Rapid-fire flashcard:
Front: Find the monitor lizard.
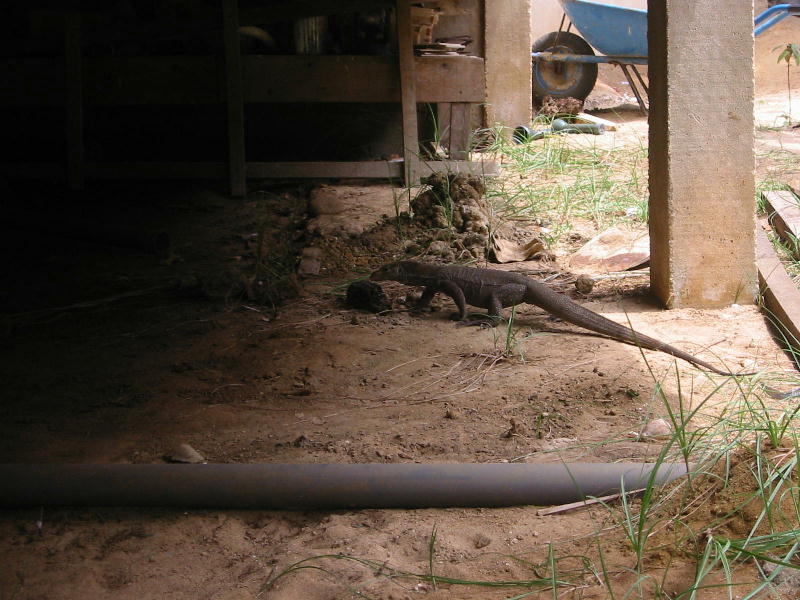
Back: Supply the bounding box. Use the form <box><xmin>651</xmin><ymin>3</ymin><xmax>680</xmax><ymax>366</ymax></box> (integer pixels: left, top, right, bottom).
<box><xmin>370</xmin><ymin>260</ymin><xmax>752</xmax><ymax>377</ymax></box>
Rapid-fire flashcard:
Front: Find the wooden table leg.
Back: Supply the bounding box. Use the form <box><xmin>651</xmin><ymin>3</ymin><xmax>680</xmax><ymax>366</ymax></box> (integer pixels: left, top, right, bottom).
<box><xmin>65</xmin><ymin>13</ymin><xmax>84</xmax><ymax>190</ymax></box>
<box><xmin>396</xmin><ymin>0</ymin><xmax>420</xmax><ymax>185</ymax></box>
<box><xmin>223</xmin><ymin>0</ymin><xmax>246</xmax><ymax>197</ymax></box>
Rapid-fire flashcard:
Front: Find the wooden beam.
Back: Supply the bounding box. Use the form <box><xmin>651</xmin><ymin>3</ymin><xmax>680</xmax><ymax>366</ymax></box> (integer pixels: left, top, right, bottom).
<box><xmin>0</xmin><ymin>159</ymin><xmax>498</xmax><ymax>181</ymax></box>
<box><xmin>247</xmin><ymin>161</ymin><xmax>402</xmax><ymax>179</ymax></box>
<box><xmin>240</xmin><ymin>0</ymin><xmax>392</xmax><ymax>24</ymax></box>
<box><xmin>763</xmin><ymin>190</ymin><xmax>800</xmax><ymax>258</ymax></box>
<box><xmin>395</xmin><ymin>0</ymin><xmax>419</xmax><ymax>186</ymax></box>
<box><xmin>0</xmin><ymin>55</ymin><xmax>485</xmax><ymax>107</ymax></box>
<box><xmin>242</xmin><ymin>55</ymin><xmax>485</xmax><ymax>103</ymax></box>
<box><xmin>418</xmin><ymin>159</ymin><xmax>499</xmax><ymax>177</ymax></box>
<box><xmin>64</xmin><ymin>13</ymin><xmax>84</xmax><ymax>190</ymax></box>
<box><xmin>223</xmin><ymin>0</ymin><xmax>246</xmax><ymax>197</ymax></box>
<box><xmin>756</xmin><ymin>226</ymin><xmax>800</xmax><ymax>369</ymax></box>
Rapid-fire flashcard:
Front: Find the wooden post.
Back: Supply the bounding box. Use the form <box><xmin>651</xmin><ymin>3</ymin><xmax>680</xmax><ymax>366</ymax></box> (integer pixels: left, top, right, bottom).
<box><xmin>64</xmin><ymin>13</ymin><xmax>84</xmax><ymax>190</ymax></box>
<box><xmin>223</xmin><ymin>0</ymin><xmax>246</xmax><ymax>197</ymax></box>
<box><xmin>447</xmin><ymin>103</ymin><xmax>470</xmax><ymax>160</ymax></box>
<box><xmin>647</xmin><ymin>0</ymin><xmax>756</xmax><ymax>307</ymax></box>
<box><xmin>395</xmin><ymin>0</ymin><xmax>419</xmax><ymax>185</ymax></box>
<box><xmin>437</xmin><ymin>103</ymin><xmax>470</xmax><ymax>160</ymax></box>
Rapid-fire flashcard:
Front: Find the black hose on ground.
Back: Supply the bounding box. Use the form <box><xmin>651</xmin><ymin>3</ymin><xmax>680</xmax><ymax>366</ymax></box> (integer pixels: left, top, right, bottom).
<box><xmin>0</xmin><ymin>462</ymin><xmax>688</xmax><ymax>509</ymax></box>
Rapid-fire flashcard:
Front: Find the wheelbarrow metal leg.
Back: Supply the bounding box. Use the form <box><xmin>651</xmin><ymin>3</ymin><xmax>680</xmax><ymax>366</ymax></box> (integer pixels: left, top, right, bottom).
<box><xmin>620</xmin><ymin>63</ymin><xmax>648</xmax><ymax>115</ymax></box>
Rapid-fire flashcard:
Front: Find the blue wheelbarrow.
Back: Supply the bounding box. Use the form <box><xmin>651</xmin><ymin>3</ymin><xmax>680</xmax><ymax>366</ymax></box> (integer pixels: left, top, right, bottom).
<box><xmin>532</xmin><ymin>0</ymin><xmax>800</xmax><ymax>112</ymax></box>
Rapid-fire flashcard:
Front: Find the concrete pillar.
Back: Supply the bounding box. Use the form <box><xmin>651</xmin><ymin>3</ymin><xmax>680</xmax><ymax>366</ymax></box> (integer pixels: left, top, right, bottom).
<box><xmin>485</xmin><ymin>0</ymin><xmax>532</xmax><ymax>132</ymax></box>
<box><xmin>647</xmin><ymin>0</ymin><xmax>757</xmax><ymax>308</ymax></box>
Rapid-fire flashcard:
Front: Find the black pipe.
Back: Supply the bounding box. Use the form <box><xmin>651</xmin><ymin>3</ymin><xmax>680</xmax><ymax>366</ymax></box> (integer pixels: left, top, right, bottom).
<box><xmin>0</xmin><ymin>463</ymin><xmax>688</xmax><ymax>509</ymax></box>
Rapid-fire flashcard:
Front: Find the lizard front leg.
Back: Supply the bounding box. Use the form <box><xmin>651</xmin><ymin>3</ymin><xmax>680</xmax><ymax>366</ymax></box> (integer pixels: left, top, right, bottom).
<box><xmin>432</xmin><ymin>280</ymin><xmax>469</xmax><ymax>321</ymax></box>
<box><xmin>411</xmin><ymin>286</ymin><xmax>438</xmax><ymax>314</ymax></box>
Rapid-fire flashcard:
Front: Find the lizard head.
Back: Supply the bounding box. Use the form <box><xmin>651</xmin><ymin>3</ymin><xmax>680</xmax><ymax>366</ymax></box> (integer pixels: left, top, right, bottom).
<box><xmin>370</xmin><ymin>260</ymin><xmax>420</xmax><ymax>282</ymax></box>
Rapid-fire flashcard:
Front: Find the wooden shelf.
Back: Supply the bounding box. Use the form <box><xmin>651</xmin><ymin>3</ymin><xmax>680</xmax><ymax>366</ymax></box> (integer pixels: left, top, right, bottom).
<box><xmin>1</xmin><ymin>2</ymin><xmax>491</xmax><ymax>192</ymax></box>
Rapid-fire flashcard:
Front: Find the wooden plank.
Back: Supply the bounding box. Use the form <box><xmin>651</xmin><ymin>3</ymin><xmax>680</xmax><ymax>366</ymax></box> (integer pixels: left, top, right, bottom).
<box><xmin>0</xmin><ymin>55</ymin><xmax>485</xmax><ymax>106</ymax></box>
<box><xmin>240</xmin><ymin>0</ymin><xmax>393</xmax><ymax>24</ymax></box>
<box><xmin>64</xmin><ymin>13</ymin><xmax>84</xmax><ymax>190</ymax></box>
<box><xmin>248</xmin><ymin>161</ymin><xmax>402</xmax><ymax>179</ymax></box>
<box><xmin>437</xmin><ymin>103</ymin><xmax>452</xmax><ymax>149</ymax></box>
<box><xmin>88</xmin><ymin>162</ymin><xmax>228</xmax><ymax>179</ymax></box>
<box><xmin>243</xmin><ymin>55</ymin><xmax>485</xmax><ymax>103</ymax></box>
<box><xmin>396</xmin><ymin>0</ymin><xmax>420</xmax><ymax>186</ymax></box>
<box><xmin>756</xmin><ymin>225</ymin><xmax>800</xmax><ymax>368</ymax></box>
<box><xmin>447</xmin><ymin>102</ymin><xmax>470</xmax><ymax>160</ymax></box>
<box><xmin>763</xmin><ymin>190</ymin><xmax>800</xmax><ymax>257</ymax></box>
<box><xmin>223</xmin><ymin>0</ymin><xmax>246</xmax><ymax>197</ymax></box>
<box><xmin>418</xmin><ymin>159</ymin><xmax>500</xmax><ymax>177</ymax></box>
<box><xmin>0</xmin><ymin>159</ymin><xmax>498</xmax><ymax>180</ymax></box>
<box><xmin>85</xmin><ymin>57</ymin><xmax>222</xmax><ymax>106</ymax></box>
<box><xmin>573</xmin><ymin>112</ymin><xmax>618</xmax><ymax>132</ymax></box>
<box><xmin>0</xmin><ymin>163</ymin><xmax>64</xmax><ymax>180</ymax></box>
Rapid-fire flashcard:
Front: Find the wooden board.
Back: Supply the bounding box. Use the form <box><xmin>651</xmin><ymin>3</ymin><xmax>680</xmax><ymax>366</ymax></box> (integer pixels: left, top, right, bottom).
<box><xmin>0</xmin><ymin>55</ymin><xmax>485</xmax><ymax>107</ymax></box>
<box><xmin>64</xmin><ymin>13</ymin><xmax>84</xmax><ymax>190</ymax></box>
<box><xmin>756</xmin><ymin>225</ymin><xmax>800</xmax><ymax>367</ymax></box>
<box><xmin>223</xmin><ymin>0</ymin><xmax>246</xmax><ymax>197</ymax></box>
<box><xmin>763</xmin><ymin>190</ymin><xmax>800</xmax><ymax>257</ymax></box>
<box><xmin>0</xmin><ymin>159</ymin><xmax>498</xmax><ymax>181</ymax></box>
<box><xmin>396</xmin><ymin>0</ymin><xmax>420</xmax><ymax>185</ymax></box>
<box><xmin>573</xmin><ymin>112</ymin><xmax>617</xmax><ymax>132</ymax></box>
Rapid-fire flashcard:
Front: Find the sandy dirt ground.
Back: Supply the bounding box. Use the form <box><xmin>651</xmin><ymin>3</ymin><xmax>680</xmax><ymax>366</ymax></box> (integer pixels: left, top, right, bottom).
<box><xmin>3</xmin><ymin>70</ymin><xmax>800</xmax><ymax>600</ymax></box>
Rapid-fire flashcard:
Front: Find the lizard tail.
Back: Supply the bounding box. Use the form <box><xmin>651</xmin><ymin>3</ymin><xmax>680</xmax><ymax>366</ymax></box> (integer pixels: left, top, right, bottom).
<box><xmin>525</xmin><ymin>282</ymin><xmax>750</xmax><ymax>377</ymax></box>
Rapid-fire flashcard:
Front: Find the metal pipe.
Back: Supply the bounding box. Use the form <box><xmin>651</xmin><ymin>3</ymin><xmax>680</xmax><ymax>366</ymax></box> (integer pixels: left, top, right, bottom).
<box><xmin>755</xmin><ymin>4</ymin><xmax>799</xmax><ymax>27</ymax></box>
<box><xmin>0</xmin><ymin>463</ymin><xmax>688</xmax><ymax>509</ymax></box>
<box><xmin>531</xmin><ymin>52</ymin><xmax>648</xmax><ymax>65</ymax></box>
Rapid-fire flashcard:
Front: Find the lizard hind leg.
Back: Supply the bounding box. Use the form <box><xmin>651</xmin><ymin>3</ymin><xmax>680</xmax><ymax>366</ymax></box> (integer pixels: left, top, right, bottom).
<box><xmin>455</xmin><ymin>294</ymin><xmax>505</xmax><ymax>328</ymax></box>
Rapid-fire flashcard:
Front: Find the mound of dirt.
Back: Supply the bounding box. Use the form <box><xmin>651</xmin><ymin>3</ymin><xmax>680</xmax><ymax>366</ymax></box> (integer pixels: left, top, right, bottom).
<box><xmin>409</xmin><ymin>173</ymin><xmax>492</xmax><ymax>260</ymax></box>
<box><xmin>539</xmin><ymin>95</ymin><xmax>585</xmax><ymax>117</ymax></box>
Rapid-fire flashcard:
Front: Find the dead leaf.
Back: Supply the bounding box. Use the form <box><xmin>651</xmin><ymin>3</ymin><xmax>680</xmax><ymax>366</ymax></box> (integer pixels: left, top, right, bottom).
<box><xmin>491</xmin><ymin>236</ymin><xmax>546</xmax><ymax>263</ymax></box>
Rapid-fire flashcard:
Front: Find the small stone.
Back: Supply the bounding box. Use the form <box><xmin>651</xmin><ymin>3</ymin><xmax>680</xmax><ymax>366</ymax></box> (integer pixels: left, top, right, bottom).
<box><xmin>292</xmin><ymin>434</ymin><xmax>311</xmax><ymax>447</ymax></box>
<box><xmin>502</xmin><ymin>418</ymin><xmax>526</xmax><ymax>438</ymax></box>
<box><xmin>639</xmin><ymin>418</ymin><xmax>672</xmax><ymax>440</ymax></box>
<box><xmin>575</xmin><ymin>274</ymin><xmax>595</xmax><ymax>294</ymax></box>
<box><xmin>164</xmin><ymin>443</ymin><xmax>205</xmax><ymax>464</ymax></box>
<box><xmin>444</xmin><ymin>406</ymin><xmax>459</xmax><ymax>419</ymax></box>
<box><xmin>297</xmin><ymin>247</ymin><xmax>322</xmax><ymax>276</ymax></box>
<box><xmin>474</xmin><ymin>533</ymin><xmax>491</xmax><ymax>549</ymax></box>
<box><xmin>346</xmin><ymin>281</ymin><xmax>391</xmax><ymax>313</ymax></box>
<box><xmin>428</xmin><ymin>240</ymin><xmax>452</xmax><ymax>256</ymax></box>
<box><xmin>309</xmin><ymin>186</ymin><xmax>347</xmax><ymax>215</ymax></box>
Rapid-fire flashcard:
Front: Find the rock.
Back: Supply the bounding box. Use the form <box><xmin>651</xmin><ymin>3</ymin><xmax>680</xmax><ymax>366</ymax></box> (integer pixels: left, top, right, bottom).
<box><xmin>502</xmin><ymin>418</ymin><xmax>526</xmax><ymax>438</ymax></box>
<box><xmin>164</xmin><ymin>443</ymin><xmax>206</xmax><ymax>464</ymax></box>
<box><xmin>345</xmin><ymin>281</ymin><xmax>391</xmax><ymax>313</ymax></box>
<box><xmin>761</xmin><ymin>559</ymin><xmax>800</xmax><ymax>600</ymax></box>
<box><xmin>309</xmin><ymin>185</ymin><xmax>347</xmax><ymax>215</ymax></box>
<box><xmin>568</xmin><ymin>226</ymin><xmax>650</xmax><ymax>274</ymax></box>
<box><xmin>639</xmin><ymin>418</ymin><xmax>672</xmax><ymax>440</ymax></box>
<box><xmin>297</xmin><ymin>247</ymin><xmax>322</xmax><ymax>276</ymax></box>
<box><xmin>575</xmin><ymin>274</ymin><xmax>595</xmax><ymax>294</ymax></box>
<box><xmin>402</xmin><ymin>239</ymin><xmax>421</xmax><ymax>254</ymax></box>
<box><xmin>473</xmin><ymin>533</ymin><xmax>492</xmax><ymax>549</ymax></box>
<box><xmin>292</xmin><ymin>434</ymin><xmax>312</xmax><ymax>447</ymax></box>
<box><xmin>427</xmin><ymin>240</ymin><xmax>452</xmax><ymax>258</ymax></box>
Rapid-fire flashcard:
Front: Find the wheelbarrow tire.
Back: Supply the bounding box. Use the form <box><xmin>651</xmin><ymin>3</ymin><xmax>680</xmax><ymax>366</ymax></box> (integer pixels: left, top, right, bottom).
<box><xmin>532</xmin><ymin>31</ymin><xmax>598</xmax><ymax>102</ymax></box>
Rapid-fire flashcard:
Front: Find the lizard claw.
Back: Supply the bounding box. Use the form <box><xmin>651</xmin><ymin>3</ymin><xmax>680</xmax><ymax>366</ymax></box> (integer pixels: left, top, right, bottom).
<box><xmin>454</xmin><ymin>314</ymin><xmax>502</xmax><ymax>328</ymax></box>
